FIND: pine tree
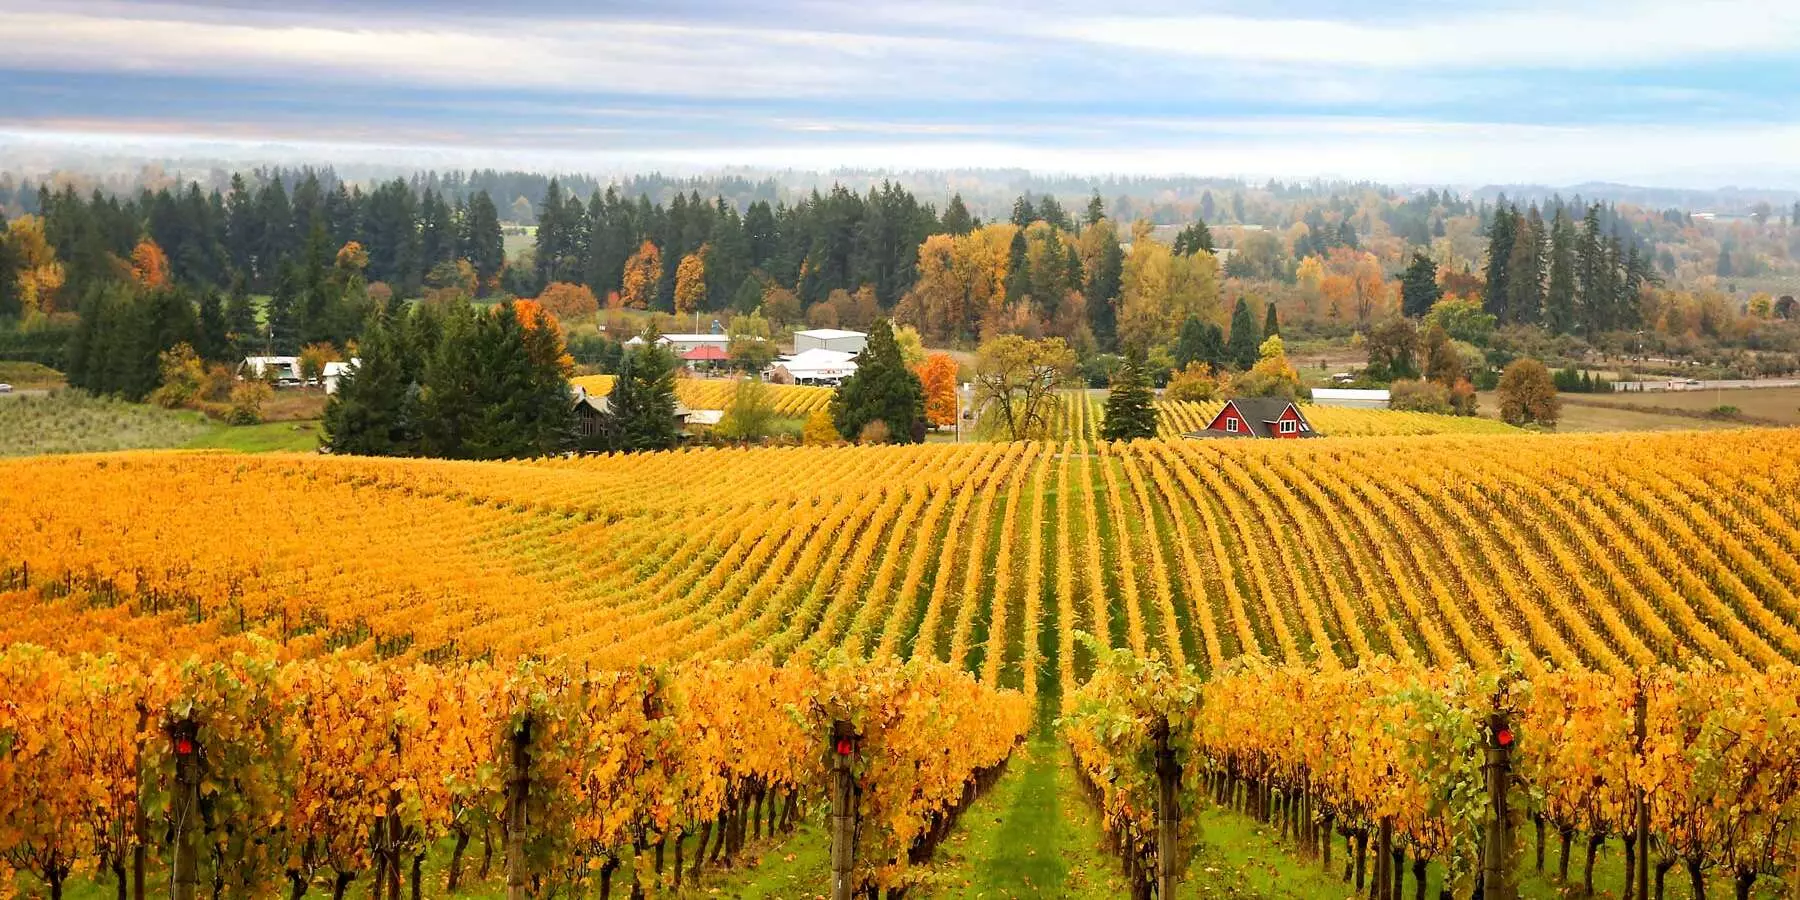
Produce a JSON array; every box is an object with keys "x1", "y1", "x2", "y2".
[
  {"x1": 416, "y1": 301, "x2": 482, "y2": 457},
  {"x1": 223, "y1": 278, "x2": 258, "y2": 360},
  {"x1": 830, "y1": 319, "x2": 925, "y2": 443},
  {"x1": 1172, "y1": 316, "x2": 1209, "y2": 369},
  {"x1": 598, "y1": 340, "x2": 682, "y2": 452},
  {"x1": 1400, "y1": 252, "x2": 1441, "y2": 318},
  {"x1": 196, "y1": 290, "x2": 229, "y2": 362},
  {"x1": 1716, "y1": 247, "x2": 1732, "y2": 278},
  {"x1": 1544, "y1": 209, "x2": 1578, "y2": 335},
  {"x1": 1226, "y1": 297, "x2": 1261, "y2": 370},
  {"x1": 1503, "y1": 209, "x2": 1544, "y2": 324},
  {"x1": 266, "y1": 261, "x2": 301, "y2": 354},
  {"x1": 0, "y1": 210, "x2": 19, "y2": 319},
  {"x1": 1263, "y1": 302, "x2": 1280, "y2": 338},
  {"x1": 1101, "y1": 351, "x2": 1158, "y2": 441},
  {"x1": 1009, "y1": 195, "x2": 1037, "y2": 228},
  {"x1": 465, "y1": 191, "x2": 505, "y2": 293},
  {"x1": 322, "y1": 309, "x2": 414, "y2": 456},
  {"x1": 1086, "y1": 226, "x2": 1123, "y2": 350},
  {"x1": 1172, "y1": 219, "x2": 1214, "y2": 256},
  {"x1": 1483, "y1": 205, "x2": 1517, "y2": 317},
  {"x1": 1004, "y1": 228, "x2": 1030, "y2": 304},
  {"x1": 1084, "y1": 191, "x2": 1106, "y2": 228}
]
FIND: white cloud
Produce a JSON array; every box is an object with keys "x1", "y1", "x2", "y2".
[
  {"x1": 0, "y1": 1, "x2": 1002, "y2": 99},
  {"x1": 1038, "y1": 0, "x2": 1800, "y2": 69}
]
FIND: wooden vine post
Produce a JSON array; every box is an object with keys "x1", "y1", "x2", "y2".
[
  {"x1": 1483, "y1": 712, "x2": 1516, "y2": 900},
  {"x1": 505, "y1": 716, "x2": 533, "y2": 900},
  {"x1": 829, "y1": 721, "x2": 857, "y2": 900},
  {"x1": 1154, "y1": 717, "x2": 1180, "y2": 900},
  {"x1": 1632, "y1": 679, "x2": 1650, "y2": 900},
  {"x1": 169, "y1": 719, "x2": 202, "y2": 900}
]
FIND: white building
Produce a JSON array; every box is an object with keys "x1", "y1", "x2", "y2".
[
  {"x1": 1311, "y1": 388, "x2": 1391, "y2": 409},
  {"x1": 770, "y1": 348, "x2": 858, "y2": 386},
  {"x1": 239, "y1": 356, "x2": 301, "y2": 383},
  {"x1": 321, "y1": 360, "x2": 360, "y2": 395},
  {"x1": 624, "y1": 333, "x2": 731, "y2": 355},
  {"x1": 793, "y1": 328, "x2": 867, "y2": 354}
]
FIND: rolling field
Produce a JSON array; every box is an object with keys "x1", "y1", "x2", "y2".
[
  {"x1": 6, "y1": 429, "x2": 1800, "y2": 898},
  {"x1": 5, "y1": 429, "x2": 1797, "y2": 692}
]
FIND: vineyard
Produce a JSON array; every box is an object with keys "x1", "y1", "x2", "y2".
[
  {"x1": 1051, "y1": 392, "x2": 1522, "y2": 441},
  {"x1": 570, "y1": 374, "x2": 834, "y2": 416},
  {"x1": 1064, "y1": 650, "x2": 1800, "y2": 900},
  {"x1": 6, "y1": 428, "x2": 1800, "y2": 897}
]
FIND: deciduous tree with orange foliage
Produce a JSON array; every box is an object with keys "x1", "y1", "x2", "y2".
[
  {"x1": 621, "y1": 241, "x2": 662, "y2": 310},
  {"x1": 914, "y1": 352, "x2": 959, "y2": 428},
  {"x1": 536, "y1": 281, "x2": 599, "y2": 321},
  {"x1": 130, "y1": 239, "x2": 170, "y2": 289},
  {"x1": 675, "y1": 249, "x2": 707, "y2": 315}
]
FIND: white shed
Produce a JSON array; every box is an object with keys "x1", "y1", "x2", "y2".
[
  {"x1": 1311, "y1": 388, "x2": 1391, "y2": 409},
  {"x1": 793, "y1": 328, "x2": 867, "y2": 354}
]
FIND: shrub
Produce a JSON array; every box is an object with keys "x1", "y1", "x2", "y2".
[
  {"x1": 228, "y1": 380, "x2": 272, "y2": 425},
  {"x1": 802, "y1": 409, "x2": 841, "y2": 445},
  {"x1": 148, "y1": 343, "x2": 204, "y2": 410},
  {"x1": 856, "y1": 419, "x2": 891, "y2": 444},
  {"x1": 1449, "y1": 378, "x2": 1479, "y2": 417},
  {"x1": 1389, "y1": 378, "x2": 1452, "y2": 414}
]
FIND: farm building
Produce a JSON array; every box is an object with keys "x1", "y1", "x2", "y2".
[
  {"x1": 1311, "y1": 388, "x2": 1390, "y2": 409},
  {"x1": 1186, "y1": 398, "x2": 1319, "y2": 439},
  {"x1": 769, "y1": 348, "x2": 858, "y2": 386},
  {"x1": 570, "y1": 385, "x2": 697, "y2": 441},
  {"x1": 793, "y1": 328, "x2": 867, "y2": 354},
  {"x1": 320, "y1": 360, "x2": 359, "y2": 395},
  {"x1": 624, "y1": 333, "x2": 731, "y2": 355},
  {"x1": 239, "y1": 356, "x2": 301, "y2": 383},
  {"x1": 679, "y1": 344, "x2": 730, "y2": 372}
]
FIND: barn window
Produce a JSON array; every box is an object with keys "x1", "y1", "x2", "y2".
[
  {"x1": 1226, "y1": 418, "x2": 1239, "y2": 433},
  {"x1": 1280, "y1": 420, "x2": 1297, "y2": 434}
]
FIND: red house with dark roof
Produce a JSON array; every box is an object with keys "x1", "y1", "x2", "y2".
[{"x1": 1187, "y1": 398, "x2": 1319, "y2": 439}]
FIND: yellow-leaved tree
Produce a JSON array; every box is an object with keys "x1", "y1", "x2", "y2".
[
  {"x1": 620, "y1": 241, "x2": 662, "y2": 310},
  {"x1": 8, "y1": 215, "x2": 65, "y2": 313},
  {"x1": 675, "y1": 249, "x2": 707, "y2": 315}
]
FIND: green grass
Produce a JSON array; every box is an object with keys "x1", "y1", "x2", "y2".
[
  {"x1": 186, "y1": 419, "x2": 323, "y2": 452},
  {"x1": 924, "y1": 737, "x2": 1130, "y2": 899}
]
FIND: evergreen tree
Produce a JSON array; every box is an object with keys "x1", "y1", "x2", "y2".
[
  {"x1": 266, "y1": 261, "x2": 301, "y2": 354},
  {"x1": 1009, "y1": 195, "x2": 1037, "y2": 228},
  {"x1": 1004, "y1": 228, "x2": 1030, "y2": 304},
  {"x1": 322, "y1": 309, "x2": 414, "y2": 456},
  {"x1": 1716, "y1": 247, "x2": 1732, "y2": 278},
  {"x1": 464, "y1": 190, "x2": 506, "y2": 292},
  {"x1": 1335, "y1": 219, "x2": 1358, "y2": 250},
  {"x1": 597, "y1": 340, "x2": 682, "y2": 452},
  {"x1": 1037, "y1": 195, "x2": 1071, "y2": 231},
  {"x1": 463, "y1": 303, "x2": 572, "y2": 459},
  {"x1": 416, "y1": 301, "x2": 482, "y2": 457},
  {"x1": 1086, "y1": 225, "x2": 1123, "y2": 350},
  {"x1": 1172, "y1": 219, "x2": 1214, "y2": 256},
  {"x1": 1226, "y1": 297, "x2": 1261, "y2": 370},
  {"x1": 1172, "y1": 316, "x2": 1210, "y2": 369},
  {"x1": 534, "y1": 178, "x2": 567, "y2": 286},
  {"x1": 1084, "y1": 191, "x2": 1106, "y2": 228},
  {"x1": 1263, "y1": 303, "x2": 1280, "y2": 338},
  {"x1": 0, "y1": 210, "x2": 18, "y2": 319},
  {"x1": 830, "y1": 319, "x2": 925, "y2": 443},
  {"x1": 223, "y1": 278, "x2": 258, "y2": 360},
  {"x1": 1575, "y1": 205, "x2": 1608, "y2": 334},
  {"x1": 196, "y1": 289, "x2": 229, "y2": 362},
  {"x1": 1503, "y1": 208, "x2": 1545, "y2": 324},
  {"x1": 1483, "y1": 205, "x2": 1517, "y2": 317},
  {"x1": 1101, "y1": 351, "x2": 1158, "y2": 441},
  {"x1": 1544, "y1": 209, "x2": 1578, "y2": 334},
  {"x1": 1400, "y1": 252, "x2": 1441, "y2": 318}
]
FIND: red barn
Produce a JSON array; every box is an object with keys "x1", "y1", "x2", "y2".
[{"x1": 1189, "y1": 398, "x2": 1319, "y2": 439}]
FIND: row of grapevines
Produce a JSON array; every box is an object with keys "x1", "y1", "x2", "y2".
[
  {"x1": 1066, "y1": 652, "x2": 1800, "y2": 899},
  {"x1": 0, "y1": 645, "x2": 1028, "y2": 898}
]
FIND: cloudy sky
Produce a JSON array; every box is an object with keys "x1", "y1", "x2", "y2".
[{"x1": 3, "y1": 0, "x2": 1799, "y2": 185}]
